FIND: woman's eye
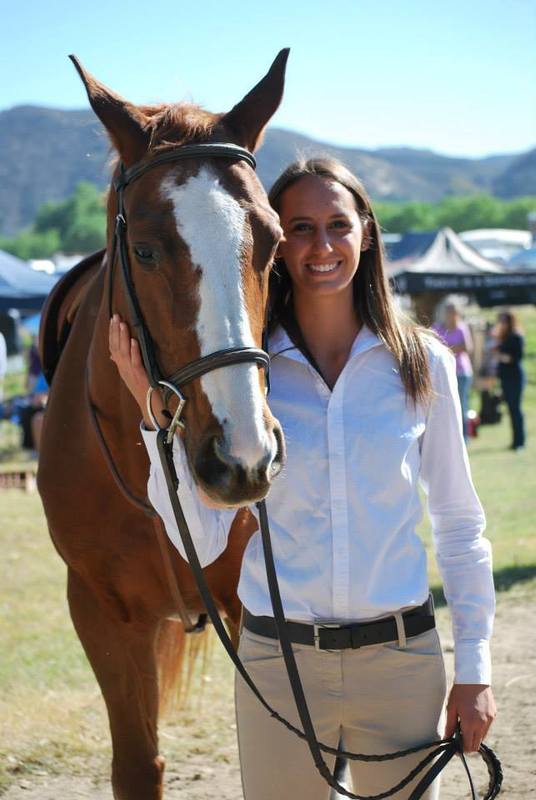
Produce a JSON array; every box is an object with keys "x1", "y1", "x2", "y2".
[
  {"x1": 291, "y1": 222, "x2": 312, "y2": 233},
  {"x1": 133, "y1": 244, "x2": 157, "y2": 264},
  {"x1": 330, "y1": 219, "x2": 350, "y2": 229}
]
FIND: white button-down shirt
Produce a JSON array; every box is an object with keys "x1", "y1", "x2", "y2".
[{"x1": 142, "y1": 325, "x2": 495, "y2": 684}]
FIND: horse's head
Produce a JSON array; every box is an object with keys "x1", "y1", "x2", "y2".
[{"x1": 72, "y1": 52, "x2": 289, "y2": 507}]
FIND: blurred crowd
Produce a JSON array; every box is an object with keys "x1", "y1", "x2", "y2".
[
  {"x1": 0, "y1": 334, "x2": 48, "y2": 458},
  {"x1": 432, "y1": 303, "x2": 526, "y2": 451}
]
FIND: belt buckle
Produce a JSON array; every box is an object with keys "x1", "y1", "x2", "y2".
[{"x1": 313, "y1": 621, "x2": 342, "y2": 651}]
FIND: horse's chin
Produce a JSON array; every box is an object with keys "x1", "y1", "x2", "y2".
[
  {"x1": 196, "y1": 486, "x2": 237, "y2": 510},
  {"x1": 196, "y1": 484, "x2": 268, "y2": 511}
]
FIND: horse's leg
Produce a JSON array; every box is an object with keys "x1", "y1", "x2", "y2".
[{"x1": 67, "y1": 567, "x2": 165, "y2": 800}]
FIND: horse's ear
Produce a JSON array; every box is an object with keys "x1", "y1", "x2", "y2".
[
  {"x1": 222, "y1": 49, "x2": 290, "y2": 152},
  {"x1": 69, "y1": 55, "x2": 149, "y2": 165}
]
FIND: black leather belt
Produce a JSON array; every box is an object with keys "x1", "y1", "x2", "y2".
[{"x1": 243, "y1": 595, "x2": 435, "y2": 651}]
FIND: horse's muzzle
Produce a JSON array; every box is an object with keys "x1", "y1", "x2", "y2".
[{"x1": 193, "y1": 421, "x2": 285, "y2": 506}]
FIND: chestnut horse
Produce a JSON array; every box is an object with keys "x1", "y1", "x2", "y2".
[{"x1": 37, "y1": 51, "x2": 288, "y2": 800}]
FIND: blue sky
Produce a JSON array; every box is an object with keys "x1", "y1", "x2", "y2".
[{"x1": 1, "y1": 0, "x2": 534, "y2": 158}]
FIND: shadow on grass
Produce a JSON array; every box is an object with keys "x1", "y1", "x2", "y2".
[{"x1": 431, "y1": 564, "x2": 536, "y2": 608}]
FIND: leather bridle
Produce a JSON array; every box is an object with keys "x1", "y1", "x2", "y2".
[
  {"x1": 104, "y1": 141, "x2": 502, "y2": 799},
  {"x1": 110, "y1": 142, "x2": 270, "y2": 439}
]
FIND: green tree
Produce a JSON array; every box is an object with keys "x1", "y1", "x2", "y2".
[
  {"x1": 434, "y1": 195, "x2": 502, "y2": 232},
  {"x1": 500, "y1": 197, "x2": 536, "y2": 230},
  {"x1": 63, "y1": 214, "x2": 106, "y2": 253},
  {"x1": 375, "y1": 201, "x2": 436, "y2": 233},
  {"x1": 34, "y1": 182, "x2": 106, "y2": 253},
  {"x1": 0, "y1": 228, "x2": 61, "y2": 260}
]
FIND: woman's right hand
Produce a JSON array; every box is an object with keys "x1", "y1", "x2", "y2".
[{"x1": 109, "y1": 314, "x2": 165, "y2": 429}]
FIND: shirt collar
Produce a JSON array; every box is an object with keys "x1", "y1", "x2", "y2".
[{"x1": 269, "y1": 323, "x2": 384, "y2": 365}]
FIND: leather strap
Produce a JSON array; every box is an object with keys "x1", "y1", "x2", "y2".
[
  {"x1": 151, "y1": 516, "x2": 207, "y2": 634},
  {"x1": 166, "y1": 347, "x2": 269, "y2": 392},
  {"x1": 114, "y1": 143, "x2": 256, "y2": 190},
  {"x1": 243, "y1": 597, "x2": 435, "y2": 650}
]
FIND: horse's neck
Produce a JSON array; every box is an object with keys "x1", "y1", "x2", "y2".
[{"x1": 87, "y1": 299, "x2": 142, "y2": 430}]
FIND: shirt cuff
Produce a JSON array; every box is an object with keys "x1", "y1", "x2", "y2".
[
  {"x1": 454, "y1": 639, "x2": 492, "y2": 685},
  {"x1": 140, "y1": 423, "x2": 160, "y2": 464}
]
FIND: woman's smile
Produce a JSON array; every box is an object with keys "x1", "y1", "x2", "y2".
[{"x1": 306, "y1": 260, "x2": 342, "y2": 274}]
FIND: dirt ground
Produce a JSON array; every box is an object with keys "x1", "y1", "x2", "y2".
[{"x1": 2, "y1": 589, "x2": 534, "y2": 800}]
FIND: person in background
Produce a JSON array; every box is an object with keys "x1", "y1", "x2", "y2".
[
  {"x1": 478, "y1": 322, "x2": 501, "y2": 426},
  {"x1": 433, "y1": 302, "x2": 473, "y2": 440},
  {"x1": 26, "y1": 336, "x2": 42, "y2": 394},
  {"x1": 494, "y1": 311, "x2": 526, "y2": 451},
  {"x1": 0, "y1": 331, "x2": 7, "y2": 401},
  {"x1": 29, "y1": 371, "x2": 48, "y2": 455}
]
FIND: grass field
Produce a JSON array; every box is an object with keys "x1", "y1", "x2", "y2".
[{"x1": 0, "y1": 306, "x2": 535, "y2": 795}]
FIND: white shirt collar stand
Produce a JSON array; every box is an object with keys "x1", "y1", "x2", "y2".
[{"x1": 269, "y1": 323, "x2": 384, "y2": 365}]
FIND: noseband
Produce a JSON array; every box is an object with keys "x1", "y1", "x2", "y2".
[{"x1": 110, "y1": 142, "x2": 269, "y2": 439}]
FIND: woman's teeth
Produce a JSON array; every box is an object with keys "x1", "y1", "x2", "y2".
[{"x1": 307, "y1": 261, "x2": 340, "y2": 273}]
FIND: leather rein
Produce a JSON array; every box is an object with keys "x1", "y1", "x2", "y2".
[{"x1": 95, "y1": 141, "x2": 502, "y2": 799}]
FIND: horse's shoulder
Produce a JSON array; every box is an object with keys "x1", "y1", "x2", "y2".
[{"x1": 39, "y1": 249, "x2": 105, "y2": 385}]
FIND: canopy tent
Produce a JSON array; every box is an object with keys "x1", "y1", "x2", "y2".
[
  {"x1": 0, "y1": 250, "x2": 57, "y2": 311},
  {"x1": 387, "y1": 228, "x2": 536, "y2": 307}
]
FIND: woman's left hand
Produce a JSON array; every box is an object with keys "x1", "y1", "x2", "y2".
[{"x1": 445, "y1": 684, "x2": 496, "y2": 752}]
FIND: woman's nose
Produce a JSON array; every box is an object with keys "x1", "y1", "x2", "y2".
[{"x1": 311, "y1": 226, "x2": 333, "y2": 254}]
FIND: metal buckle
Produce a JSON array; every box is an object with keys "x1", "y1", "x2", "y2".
[
  {"x1": 146, "y1": 382, "x2": 186, "y2": 443},
  {"x1": 313, "y1": 622, "x2": 342, "y2": 651}
]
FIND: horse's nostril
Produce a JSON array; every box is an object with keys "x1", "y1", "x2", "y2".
[
  {"x1": 271, "y1": 423, "x2": 286, "y2": 475},
  {"x1": 212, "y1": 436, "x2": 228, "y2": 465},
  {"x1": 195, "y1": 435, "x2": 232, "y2": 487}
]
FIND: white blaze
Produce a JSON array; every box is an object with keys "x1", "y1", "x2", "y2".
[{"x1": 161, "y1": 167, "x2": 270, "y2": 468}]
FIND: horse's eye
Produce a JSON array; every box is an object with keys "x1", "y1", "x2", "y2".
[{"x1": 133, "y1": 244, "x2": 157, "y2": 265}]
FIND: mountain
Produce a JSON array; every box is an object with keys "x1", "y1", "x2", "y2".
[
  {"x1": 492, "y1": 148, "x2": 536, "y2": 199},
  {"x1": 0, "y1": 105, "x2": 532, "y2": 236}
]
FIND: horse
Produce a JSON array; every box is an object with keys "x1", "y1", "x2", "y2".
[{"x1": 37, "y1": 50, "x2": 289, "y2": 800}]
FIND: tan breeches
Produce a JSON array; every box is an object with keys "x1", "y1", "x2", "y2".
[{"x1": 235, "y1": 626, "x2": 447, "y2": 800}]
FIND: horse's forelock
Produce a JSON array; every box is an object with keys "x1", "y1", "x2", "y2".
[{"x1": 140, "y1": 103, "x2": 223, "y2": 153}]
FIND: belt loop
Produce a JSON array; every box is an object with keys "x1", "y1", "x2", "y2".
[{"x1": 394, "y1": 611, "x2": 407, "y2": 649}]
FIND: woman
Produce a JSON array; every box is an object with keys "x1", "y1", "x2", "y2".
[
  {"x1": 110, "y1": 158, "x2": 496, "y2": 799},
  {"x1": 494, "y1": 310, "x2": 526, "y2": 450},
  {"x1": 432, "y1": 303, "x2": 473, "y2": 441}
]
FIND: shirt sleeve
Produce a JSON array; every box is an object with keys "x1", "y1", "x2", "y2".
[
  {"x1": 141, "y1": 426, "x2": 240, "y2": 567},
  {"x1": 419, "y1": 344, "x2": 495, "y2": 685}
]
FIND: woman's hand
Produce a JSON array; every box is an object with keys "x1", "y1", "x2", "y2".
[
  {"x1": 445, "y1": 684, "x2": 496, "y2": 752},
  {"x1": 109, "y1": 314, "x2": 167, "y2": 429},
  {"x1": 109, "y1": 315, "x2": 149, "y2": 407}
]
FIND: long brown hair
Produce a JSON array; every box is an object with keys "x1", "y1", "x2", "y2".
[
  {"x1": 268, "y1": 157, "x2": 433, "y2": 404},
  {"x1": 497, "y1": 310, "x2": 522, "y2": 342}
]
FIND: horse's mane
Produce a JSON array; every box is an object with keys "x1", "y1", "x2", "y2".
[{"x1": 141, "y1": 103, "x2": 223, "y2": 152}]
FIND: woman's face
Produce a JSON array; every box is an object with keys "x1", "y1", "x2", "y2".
[{"x1": 277, "y1": 175, "x2": 366, "y2": 301}]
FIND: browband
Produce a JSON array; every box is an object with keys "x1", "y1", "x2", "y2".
[{"x1": 114, "y1": 143, "x2": 257, "y2": 190}]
